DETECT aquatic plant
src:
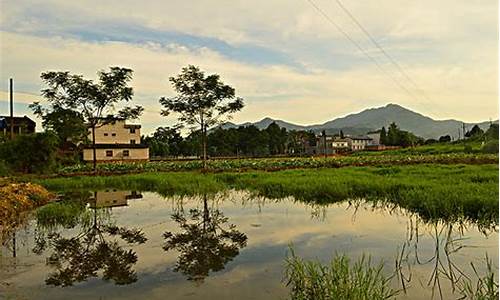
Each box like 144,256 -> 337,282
35,164 -> 499,229
284,249 -> 398,300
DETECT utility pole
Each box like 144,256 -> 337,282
322,130 -> 327,158
9,78 -> 14,140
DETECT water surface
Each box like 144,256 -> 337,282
1,190 -> 497,299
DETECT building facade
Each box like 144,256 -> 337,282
0,116 -> 36,136
316,135 -> 373,154
83,119 -> 149,162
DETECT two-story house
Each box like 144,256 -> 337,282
83,119 -> 149,162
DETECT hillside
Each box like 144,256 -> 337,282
220,104 -> 496,139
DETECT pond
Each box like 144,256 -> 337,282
1,190 -> 498,299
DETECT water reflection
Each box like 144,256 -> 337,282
395,217 -> 496,299
33,191 -> 147,286
0,190 -> 497,300
163,194 -> 248,282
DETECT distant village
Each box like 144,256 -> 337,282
1,114 -> 412,163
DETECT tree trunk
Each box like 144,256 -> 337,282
92,125 -> 97,173
203,124 -> 207,169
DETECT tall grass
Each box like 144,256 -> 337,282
284,249 -> 398,300
34,164 -> 499,228
458,255 -> 499,300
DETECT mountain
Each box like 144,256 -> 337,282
220,104 -> 496,139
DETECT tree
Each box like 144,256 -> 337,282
439,135 -> 452,143
32,67 -> 143,172
484,124 -> 499,141
0,132 -> 59,173
465,125 -> 484,138
340,130 -> 345,139
387,123 -> 399,146
380,127 -> 387,145
159,65 -> 244,168
30,106 -> 87,147
143,126 -> 183,158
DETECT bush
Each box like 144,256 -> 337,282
482,140 -> 499,154
0,132 -> 59,174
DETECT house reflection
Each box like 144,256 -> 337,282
88,190 -> 143,208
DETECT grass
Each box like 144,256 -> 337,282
284,249 -> 398,300
33,164 -> 499,228
458,255 -> 499,300
354,141 -> 485,156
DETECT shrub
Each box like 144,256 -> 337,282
482,140 -> 499,154
0,132 -> 59,174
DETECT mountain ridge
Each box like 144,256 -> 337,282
220,103 -> 497,139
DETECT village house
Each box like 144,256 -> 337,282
315,134 -> 373,154
83,119 -> 149,162
0,116 -> 36,136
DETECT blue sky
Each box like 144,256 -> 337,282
0,0 -> 497,134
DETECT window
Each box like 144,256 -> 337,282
104,133 -> 108,136
111,133 -> 116,137
106,150 -> 113,157
130,139 -> 136,145
130,128 -> 136,134
123,150 -> 130,157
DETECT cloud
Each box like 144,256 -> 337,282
0,0 -> 497,134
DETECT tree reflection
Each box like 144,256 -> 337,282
163,194 -> 247,282
34,191 -> 147,287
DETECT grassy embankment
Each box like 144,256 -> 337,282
35,164 -> 499,228
47,153 -> 498,176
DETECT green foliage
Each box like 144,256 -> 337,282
159,65 -> 244,164
38,164 -> 499,228
285,249 -> 398,300
33,66 -> 143,171
143,126 -> 183,157
55,153 -> 498,175
0,132 -> 59,173
466,124 -> 485,138
482,140 -> 499,154
458,255 -> 499,300
439,135 -> 452,143
484,124 -> 499,141
30,105 -> 87,146
383,122 -> 423,147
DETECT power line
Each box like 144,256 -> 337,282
305,0 -> 422,103
332,0 -> 432,103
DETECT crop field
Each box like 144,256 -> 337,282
52,153 -> 498,176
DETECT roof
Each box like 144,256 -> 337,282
83,143 -> 149,149
0,116 -> 36,127
124,124 -> 141,129
349,136 -> 372,140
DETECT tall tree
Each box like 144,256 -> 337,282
32,67 -> 143,172
465,124 -> 484,138
30,106 -> 87,146
159,65 -> 244,168
380,127 -> 387,145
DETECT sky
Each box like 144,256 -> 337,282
0,0 -> 498,135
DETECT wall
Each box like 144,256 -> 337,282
88,120 -> 141,144
83,147 -> 149,161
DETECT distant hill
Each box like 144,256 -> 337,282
220,103 -> 497,139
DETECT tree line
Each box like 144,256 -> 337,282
143,122 -> 316,158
